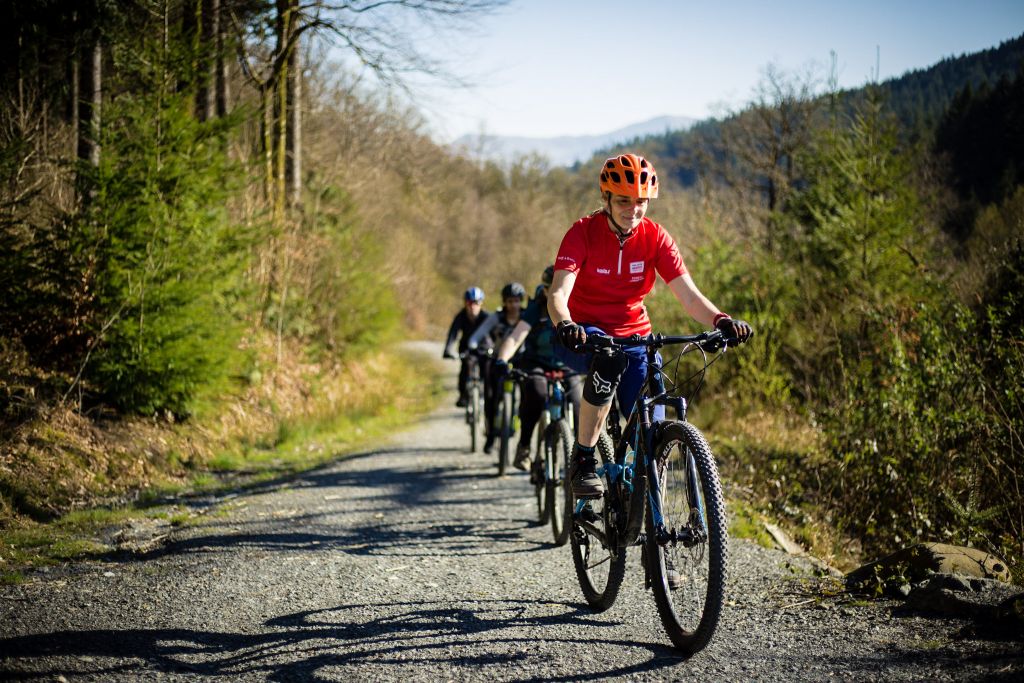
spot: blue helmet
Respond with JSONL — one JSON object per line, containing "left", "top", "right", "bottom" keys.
{"left": 464, "top": 286, "right": 485, "bottom": 302}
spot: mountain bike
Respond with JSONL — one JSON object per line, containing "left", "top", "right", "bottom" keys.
{"left": 505, "top": 367, "right": 588, "bottom": 535}
{"left": 568, "top": 329, "right": 743, "bottom": 655}
{"left": 460, "top": 348, "right": 490, "bottom": 453}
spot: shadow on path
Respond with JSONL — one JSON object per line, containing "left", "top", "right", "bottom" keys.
{"left": 0, "top": 599, "right": 687, "bottom": 681}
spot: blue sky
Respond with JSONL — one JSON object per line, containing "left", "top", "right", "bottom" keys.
{"left": 399, "top": 0, "right": 1024, "bottom": 141}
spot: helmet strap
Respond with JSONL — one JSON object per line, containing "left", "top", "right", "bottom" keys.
{"left": 602, "top": 204, "right": 636, "bottom": 244}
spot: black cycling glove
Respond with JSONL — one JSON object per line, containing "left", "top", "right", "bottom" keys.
{"left": 715, "top": 316, "right": 754, "bottom": 343}
{"left": 556, "top": 321, "right": 587, "bottom": 350}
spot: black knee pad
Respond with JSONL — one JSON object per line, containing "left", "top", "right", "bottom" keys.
{"left": 583, "top": 351, "right": 628, "bottom": 405}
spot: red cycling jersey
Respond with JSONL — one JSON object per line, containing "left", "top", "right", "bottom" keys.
{"left": 554, "top": 211, "right": 688, "bottom": 336}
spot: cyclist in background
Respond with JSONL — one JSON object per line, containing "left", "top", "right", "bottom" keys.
{"left": 494, "top": 266, "right": 582, "bottom": 473}
{"left": 547, "top": 153, "right": 753, "bottom": 498}
{"left": 467, "top": 282, "right": 527, "bottom": 453}
{"left": 443, "top": 287, "right": 491, "bottom": 408}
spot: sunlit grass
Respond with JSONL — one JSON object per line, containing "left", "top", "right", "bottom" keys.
{"left": 0, "top": 346, "right": 444, "bottom": 572}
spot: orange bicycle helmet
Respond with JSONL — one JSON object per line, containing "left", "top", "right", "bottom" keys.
{"left": 599, "top": 154, "right": 659, "bottom": 198}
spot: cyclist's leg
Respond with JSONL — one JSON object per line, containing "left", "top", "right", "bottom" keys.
{"left": 565, "top": 374, "right": 583, "bottom": 436}
{"left": 457, "top": 356, "right": 470, "bottom": 406}
{"left": 616, "top": 347, "right": 665, "bottom": 423}
{"left": 553, "top": 328, "right": 601, "bottom": 446}
{"left": 516, "top": 369, "right": 546, "bottom": 466}
{"left": 557, "top": 325, "right": 629, "bottom": 497}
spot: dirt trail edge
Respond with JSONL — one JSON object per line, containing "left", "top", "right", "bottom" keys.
{"left": 1, "top": 343, "right": 1020, "bottom": 682}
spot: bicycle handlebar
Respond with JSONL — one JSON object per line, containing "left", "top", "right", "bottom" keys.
{"left": 507, "top": 366, "right": 584, "bottom": 381}
{"left": 574, "top": 329, "right": 742, "bottom": 354}
{"left": 459, "top": 347, "right": 494, "bottom": 360}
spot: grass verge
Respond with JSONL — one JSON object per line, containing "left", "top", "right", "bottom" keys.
{"left": 0, "top": 340, "right": 445, "bottom": 572}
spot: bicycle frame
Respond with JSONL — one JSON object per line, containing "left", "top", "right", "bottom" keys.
{"left": 575, "top": 332, "right": 721, "bottom": 550}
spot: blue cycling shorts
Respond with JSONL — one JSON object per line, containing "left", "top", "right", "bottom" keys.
{"left": 554, "top": 324, "right": 665, "bottom": 422}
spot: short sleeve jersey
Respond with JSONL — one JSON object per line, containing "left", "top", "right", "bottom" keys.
{"left": 554, "top": 212, "right": 688, "bottom": 336}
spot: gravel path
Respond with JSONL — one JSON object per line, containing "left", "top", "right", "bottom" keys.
{"left": 2, "top": 345, "right": 1021, "bottom": 681}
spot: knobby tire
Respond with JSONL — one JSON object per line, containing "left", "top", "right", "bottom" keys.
{"left": 645, "top": 421, "right": 728, "bottom": 656}
{"left": 570, "top": 431, "right": 626, "bottom": 611}
{"left": 469, "top": 383, "right": 481, "bottom": 453}
{"left": 546, "top": 419, "right": 573, "bottom": 545}
{"left": 498, "top": 388, "right": 512, "bottom": 475}
{"left": 534, "top": 414, "right": 549, "bottom": 523}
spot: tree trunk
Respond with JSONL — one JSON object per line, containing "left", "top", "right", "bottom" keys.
{"left": 286, "top": 37, "right": 301, "bottom": 210}
{"left": 68, "top": 44, "right": 79, "bottom": 148}
{"left": 274, "top": 68, "right": 286, "bottom": 221}
{"left": 196, "top": 0, "right": 216, "bottom": 121}
{"left": 77, "top": 38, "right": 101, "bottom": 168}
{"left": 261, "top": 85, "right": 273, "bottom": 204}
{"left": 214, "top": 0, "right": 228, "bottom": 117}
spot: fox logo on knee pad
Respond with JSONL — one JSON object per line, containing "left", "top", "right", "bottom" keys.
{"left": 591, "top": 371, "right": 613, "bottom": 396}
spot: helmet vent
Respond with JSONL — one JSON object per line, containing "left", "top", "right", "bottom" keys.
{"left": 609, "top": 171, "right": 621, "bottom": 184}
{"left": 619, "top": 155, "right": 633, "bottom": 167}
{"left": 624, "top": 170, "right": 635, "bottom": 184}
{"left": 639, "top": 171, "right": 647, "bottom": 185}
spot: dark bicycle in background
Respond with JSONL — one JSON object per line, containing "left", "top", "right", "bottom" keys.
{"left": 496, "top": 369, "right": 520, "bottom": 476}
{"left": 460, "top": 348, "right": 491, "bottom": 453}
{"left": 567, "top": 328, "right": 747, "bottom": 656}
{"left": 504, "top": 367, "right": 593, "bottom": 539}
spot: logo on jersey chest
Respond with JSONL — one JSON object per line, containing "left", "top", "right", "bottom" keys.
{"left": 629, "top": 261, "right": 644, "bottom": 274}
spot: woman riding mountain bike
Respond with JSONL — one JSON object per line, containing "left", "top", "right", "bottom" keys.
{"left": 443, "top": 286, "right": 492, "bottom": 408}
{"left": 547, "top": 152, "right": 753, "bottom": 498}
{"left": 467, "top": 282, "right": 526, "bottom": 453}
{"left": 494, "top": 266, "right": 583, "bottom": 474}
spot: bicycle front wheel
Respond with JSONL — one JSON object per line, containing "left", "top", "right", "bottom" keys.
{"left": 570, "top": 437, "right": 626, "bottom": 611}
{"left": 534, "top": 415, "right": 549, "bottom": 523}
{"left": 498, "top": 388, "right": 512, "bottom": 475}
{"left": 645, "top": 421, "right": 727, "bottom": 656}
{"left": 546, "top": 419, "right": 572, "bottom": 544}
{"left": 468, "top": 383, "right": 481, "bottom": 453}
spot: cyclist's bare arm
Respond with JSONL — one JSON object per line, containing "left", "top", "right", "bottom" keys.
{"left": 496, "top": 320, "right": 531, "bottom": 362}
{"left": 547, "top": 268, "right": 576, "bottom": 325}
{"left": 667, "top": 274, "right": 723, "bottom": 328}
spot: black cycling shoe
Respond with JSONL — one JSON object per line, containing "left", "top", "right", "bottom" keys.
{"left": 455, "top": 396, "right": 468, "bottom": 408}
{"left": 483, "top": 434, "right": 495, "bottom": 454}
{"left": 567, "top": 453, "right": 603, "bottom": 498}
{"left": 529, "top": 457, "right": 545, "bottom": 487}
{"left": 513, "top": 444, "right": 531, "bottom": 471}
{"left": 664, "top": 556, "right": 683, "bottom": 591}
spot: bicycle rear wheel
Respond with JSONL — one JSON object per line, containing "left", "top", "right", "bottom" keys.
{"left": 468, "top": 383, "right": 481, "bottom": 453}
{"left": 498, "top": 387, "right": 512, "bottom": 475}
{"left": 645, "top": 421, "right": 727, "bottom": 656}
{"left": 546, "top": 419, "right": 572, "bottom": 544}
{"left": 569, "top": 436, "right": 625, "bottom": 611}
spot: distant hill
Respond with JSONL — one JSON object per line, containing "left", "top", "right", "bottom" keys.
{"left": 865, "top": 33, "right": 1024, "bottom": 138}
{"left": 629, "top": 33, "right": 1024, "bottom": 188}
{"left": 451, "top": 115, "right": 697, "bottom": 167}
